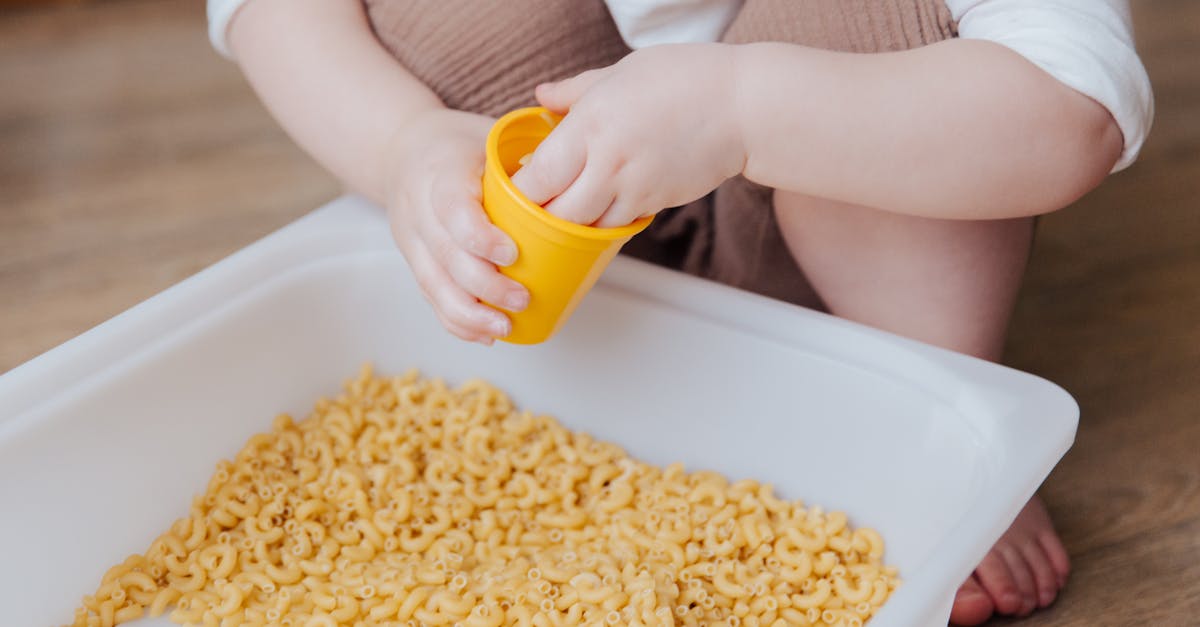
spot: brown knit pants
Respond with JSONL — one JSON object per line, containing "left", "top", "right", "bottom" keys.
{"left": 364, "top": 0, "right": 956, "bottom": 306}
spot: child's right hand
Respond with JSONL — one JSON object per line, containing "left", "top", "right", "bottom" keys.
{"left": 383, "top": 109, "right": 529, "bottom": 344}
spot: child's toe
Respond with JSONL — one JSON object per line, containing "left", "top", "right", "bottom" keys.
{"left": 1038, "top": 530, "right": 1072, "bottom": 586}
{"left": 1020, "top": 541, "right": 1061, "bottom": 607}
{"left": 950, "top": 575, "right": 994, "bottom": 626}
{"left": 975, "top": 550, "right": 1022, "bottom": 614}
{"left": 997, "top": 545, "right": 1039, "bottom": 615}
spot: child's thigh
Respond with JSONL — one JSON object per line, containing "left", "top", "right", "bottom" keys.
{"left": 363, "top": 0, "right": 629, "bottom": 118}
{"left": 773, "top": 190, "right": 1035, "bottom": 359}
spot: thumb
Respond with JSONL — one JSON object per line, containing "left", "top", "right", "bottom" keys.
{"left": 535, "top": 66, "right": 611, "bottom": 113}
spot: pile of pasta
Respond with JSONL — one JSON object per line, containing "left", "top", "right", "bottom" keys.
{"left": 70, "top": 366, "right": 898, "bottom": 627}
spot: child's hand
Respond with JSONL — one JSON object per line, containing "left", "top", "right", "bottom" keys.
{"left": 511, "top": 44, "right": 746, "bottom": 227}
{"left": 384, "top": 109, "right": 529, "bottom": 344}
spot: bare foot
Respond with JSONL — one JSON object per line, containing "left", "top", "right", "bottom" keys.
{"left": 950, "top": 495, "right": 1071, "bottom": 625}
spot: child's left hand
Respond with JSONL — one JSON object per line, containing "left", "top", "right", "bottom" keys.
{"left": 510, "top": 44, "right": 746, "bottom": 227}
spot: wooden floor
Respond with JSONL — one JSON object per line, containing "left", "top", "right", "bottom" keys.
{"left": 2, "top": 1, "right": 1197, "bottom": 624}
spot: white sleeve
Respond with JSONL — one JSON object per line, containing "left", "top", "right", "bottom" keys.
{"left": 947, "top": 0, "right": 1154, "bottom": 172}
{"left": 208, "top": 0, "right": 252, "bottom": 59}
{"left": 604, "top": 0, "right": 742, "bottom": 48}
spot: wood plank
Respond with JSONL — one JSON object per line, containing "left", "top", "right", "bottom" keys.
{"left": 0, "top": 0, "right": 339, "bottom": 370}
{"left": 995, "top": 1, "right": 1200, "bottom": 624}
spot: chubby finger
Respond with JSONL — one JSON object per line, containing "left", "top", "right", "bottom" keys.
{"left": 592, "top": 195, "right": 650, "bottom": 229}
{"left": 407, "top": 239, "right": 512, "bottom": 342}
{"left": 593, "top": 162, "right": 665, "bottom": 228}
{"left": 430, "top": 173, "right": 518, "bottom": 266}
{"left": 439, "top": 315, "right": 497, "bottom": 346}
{"left": 535, "top": 66, "right": 612, "bottom": 113}
{"left": 509, "top": 117, "right": 586, "bottom": 206}
{"left": 543, "top": 164, "right": 615, "bottom": 226}
{"left": 428, "top": 228, "right": 529, "bottom": 312}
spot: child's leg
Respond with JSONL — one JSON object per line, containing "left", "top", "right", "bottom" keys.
{"left": 775, "top": 192, "right": 1032, "bottom": 357}
{"left": 774, "top": 190, "right": 1070, "bottom": 624}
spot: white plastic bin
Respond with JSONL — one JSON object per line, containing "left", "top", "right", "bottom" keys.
{"left": 0, "top": 196, "right": 1077, "bottom": 627}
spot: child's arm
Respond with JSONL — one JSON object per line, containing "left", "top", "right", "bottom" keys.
{"left": 227, "top": 0, "right": 527, "bottom": 343}
{"left": 515, "top": 40, "right": 1126, "bottom": 225}
{"left": 227, "top": 0, "right": 438, "bottom": 203}
{"left": 732, "top": 39, "right": 1124, "bottom": 220}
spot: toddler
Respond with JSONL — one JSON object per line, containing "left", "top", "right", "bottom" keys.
{"left": 207, "top": 0, "right": 1153, "bottom": 623}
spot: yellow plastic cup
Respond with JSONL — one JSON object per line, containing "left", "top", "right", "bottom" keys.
{"left": 481, "top": 107, "right": 652, "bottom": 344}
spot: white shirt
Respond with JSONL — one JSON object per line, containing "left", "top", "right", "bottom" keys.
{"left": 209, "top": 0, "right": 1152, "bottom": 171}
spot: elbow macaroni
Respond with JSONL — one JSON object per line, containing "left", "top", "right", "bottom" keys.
{"left": 67, "top": 365, "right": 898, "bottom": 627}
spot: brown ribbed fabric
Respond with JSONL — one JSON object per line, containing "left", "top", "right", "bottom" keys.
{"left": 723, "top": 0, "right": 956, "bottom": 52}
{"left": 362, "top": 0, "right": 630, "bottom": 118}
{"left": 362, "top": 0, "right": 956, "bottom": 306}
{"left": 624, "top": 0, "right": 957, "bottom": 306}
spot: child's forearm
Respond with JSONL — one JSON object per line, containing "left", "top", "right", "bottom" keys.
{"left": 228, "top": 0, "right": 442, "bottom": 204}
{"left": 733, "top": 40, "right": 1123, "bottom": 219}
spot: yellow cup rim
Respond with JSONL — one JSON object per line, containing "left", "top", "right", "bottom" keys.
{"left": 485, "top": 107, "right": 652, "bottom": 242}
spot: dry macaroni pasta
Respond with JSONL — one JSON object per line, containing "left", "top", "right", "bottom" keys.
{"left": 68, "top": 365, "right": 898, "bottom": 627}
